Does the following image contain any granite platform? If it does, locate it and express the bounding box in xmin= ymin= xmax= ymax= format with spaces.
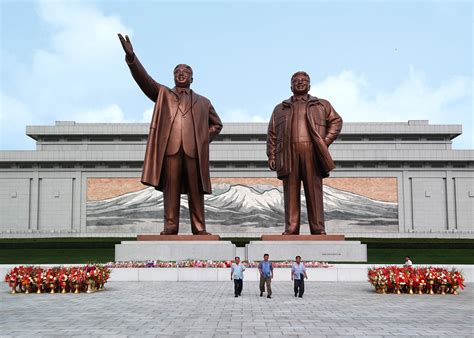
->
xmin=115 ymin=240 xmax=236 ymax=261
xmin=115 ymin=234 xmax=367 ymax=262
xmin=246 ymin=240 xmax=367 ymax=262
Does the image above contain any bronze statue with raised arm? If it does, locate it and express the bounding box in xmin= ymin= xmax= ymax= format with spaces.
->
xmin=118 ymin=34 xmax=223 ymax=235
xmin=267 ymin=71 xmax=343 ymax=235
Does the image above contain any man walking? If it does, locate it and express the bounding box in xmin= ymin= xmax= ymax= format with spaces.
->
xmin=258 ymin=253 xmax=273 ymax=298
xmin=230 ymin=257 xmax=245 ymax=297
xmin=291 ymin=255 xmax=308 ymax=298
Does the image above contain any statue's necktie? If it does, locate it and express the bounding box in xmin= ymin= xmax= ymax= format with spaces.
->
xmin=178 ymin=90 xmax=190 ymax=119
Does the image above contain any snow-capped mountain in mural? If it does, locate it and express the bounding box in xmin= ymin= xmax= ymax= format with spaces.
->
xmin=86 ymin=183 xmax=397 ymax=229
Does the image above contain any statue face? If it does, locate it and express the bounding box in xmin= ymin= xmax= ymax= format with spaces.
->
xmin=174 ymin=64 xmax=193 ymax=88
xmin=291 ymin=74 xmax=310 ymax=95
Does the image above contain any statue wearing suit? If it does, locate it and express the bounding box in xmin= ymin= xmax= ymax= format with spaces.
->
xmin=118 ymin=34 xmax=223 ymax=235
xmin=267 ymin=72 xmax=342 ymax=235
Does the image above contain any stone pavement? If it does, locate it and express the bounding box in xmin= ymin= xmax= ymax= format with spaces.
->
xmin=0 ymin=281 xmax=472 ymax=337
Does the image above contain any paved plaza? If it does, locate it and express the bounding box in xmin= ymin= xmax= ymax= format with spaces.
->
xmin=1 ymin=281 xmax=472 ymax=337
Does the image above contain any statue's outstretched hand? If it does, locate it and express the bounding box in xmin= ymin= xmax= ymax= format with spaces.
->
xmin=118 ymin=33 xmax=134 ymax=59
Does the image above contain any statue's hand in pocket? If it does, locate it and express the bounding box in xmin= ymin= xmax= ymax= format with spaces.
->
xmin=268 ymin=159 xmax=276 ymax=171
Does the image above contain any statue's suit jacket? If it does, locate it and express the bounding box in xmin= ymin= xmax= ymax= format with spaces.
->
xmin=126 ymin=56 xmax=223 ymax=194
xmin=267 ymin=95 xmax=342 ymax=178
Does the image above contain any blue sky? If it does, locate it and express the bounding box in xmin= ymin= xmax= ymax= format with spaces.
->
xmin=1 ymin=0 xmax=472 ymax=149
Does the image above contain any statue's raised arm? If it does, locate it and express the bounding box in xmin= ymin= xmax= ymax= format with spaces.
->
xmin=118 ymin=33 xmax=134 ymax=61
xmin=118 ymin=33 xmax=160 ymax=102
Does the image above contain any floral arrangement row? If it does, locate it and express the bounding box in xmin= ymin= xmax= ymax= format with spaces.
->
xmin=4 ymin=265 xmax=110 ymax=294
xmin=368 ymin=266 xmax=465 ymax=295
xmin=106 ymin=260 xmax=332 ymax=268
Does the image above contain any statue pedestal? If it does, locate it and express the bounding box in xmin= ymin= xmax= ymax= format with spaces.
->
xmin=137 ymin=234 xmax=221 ymax=241
xmin=115 ymin=237 xmax=235 ymax=261
xmin=261 ymin=234 xmax=345 ymax=241
xmin=115 ymin=234 xmax=366 ymax=262
xmin=246 ymin=236 xmax=367 ymax=262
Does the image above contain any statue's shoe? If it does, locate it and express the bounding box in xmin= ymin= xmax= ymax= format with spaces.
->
xmin=282 ymin=231 xmax=299 ymax=235
xmin=194 ymin=230 xmax=212 ymax=235
xmin=160 ymin=230 xmax=178 ymax=235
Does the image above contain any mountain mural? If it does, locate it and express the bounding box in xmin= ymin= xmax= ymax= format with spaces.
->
xmin=86 ymin=183 xmax=398 ymax=232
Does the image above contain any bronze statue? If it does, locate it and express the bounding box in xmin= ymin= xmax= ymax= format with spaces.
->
xmin=118 ymin=34 xmax=223 ymax=235
xmin=267 ymin=71 xmax=343 ymax=235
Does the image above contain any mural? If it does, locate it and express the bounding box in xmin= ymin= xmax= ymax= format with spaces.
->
xmin=86 ymin=177 xmax=398 ymax=233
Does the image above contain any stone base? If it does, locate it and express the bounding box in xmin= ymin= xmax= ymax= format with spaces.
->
xmin=261 ymin=234 xmax=345 ymax=241
xmin=137 ymin=234 xmax=221 ymax=241
xmin=115 ymin=241 xmax=235 ymax=261
xmin=246 ymin=240 xmax=367 ymax=262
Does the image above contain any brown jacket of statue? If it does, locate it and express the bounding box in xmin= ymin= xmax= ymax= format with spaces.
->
xmin=127 ymin=56 xmax=223 ymax=194
xmin=267 ymin=95 xmax=342 ymax=178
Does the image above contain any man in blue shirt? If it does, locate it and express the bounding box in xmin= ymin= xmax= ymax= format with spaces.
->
xmin=258 ymin=253 xmax=273 ymax=298
xmin=291 ymin=255 xmax=308 ymax=298
xmin=231 ymin=256 xmax=245 ymax=297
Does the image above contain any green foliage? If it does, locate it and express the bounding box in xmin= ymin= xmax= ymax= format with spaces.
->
xmin=0 ymin=248 xmax=114 ymax=264
xmin=0 ymin=237 xmax=134 ymax=249
xmin=367 ymin=248 xmax=474 ymax=264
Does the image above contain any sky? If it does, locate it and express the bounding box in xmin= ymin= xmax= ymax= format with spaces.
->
xmin=0 ymin=0 xmax=472 ymax=150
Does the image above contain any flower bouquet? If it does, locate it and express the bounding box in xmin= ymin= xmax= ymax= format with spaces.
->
xmin=17 ymin=266 xmax=34 ymax=293
xmin=368 ymin=266 xmax=465 ymax=295
xmin=5 ymin=266 xmax=20 ymax=294
xmin=58 ymin=267 xmax=69 ymax=294
xmin=32 ymin=267 xmax=45 ymax=294
xmin=69 ymin=267 xmax=84 ymax=293
xmin=450 ymin=270 xmax=465 ymax=295
xmin=4 ymin=265 xmax=110 ymax=295
xmin=84 ymin=265 xmax=99 ymax=293
xmin=45 ymin=267 xmax=59 ymax=294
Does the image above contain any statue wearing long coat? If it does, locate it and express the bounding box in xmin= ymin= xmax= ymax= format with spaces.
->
xmin=126 ymin=56 xmax=223 ymax=194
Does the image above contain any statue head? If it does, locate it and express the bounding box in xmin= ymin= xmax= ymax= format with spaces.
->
xmin=174 ymin=64 xmax=193 ymax=88
xmin=291 ymin=71 xmax=311 ymax=96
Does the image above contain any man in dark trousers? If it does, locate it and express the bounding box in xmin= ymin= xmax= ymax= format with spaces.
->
xmin=230 ymin=256 xmax=245 ymax=297
xmin=267 ymin=71 xmax=343 ymax=235
xmin=118 ymin=34 xmax=222 ymax=235
xmin=291 ymin=255 xmax=308 ymax=298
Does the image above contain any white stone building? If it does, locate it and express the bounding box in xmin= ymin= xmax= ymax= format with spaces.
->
xmin=0 ymin=120 xmax=472 ymax=237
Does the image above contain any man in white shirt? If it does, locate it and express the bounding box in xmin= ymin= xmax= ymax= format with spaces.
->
xmin=231 ymin=256 xmax=246 ymax=297
xmin=291 ymin=255 xmax=308 ymax=298
xmin=404 ymin=256 xmax=413 ymax=267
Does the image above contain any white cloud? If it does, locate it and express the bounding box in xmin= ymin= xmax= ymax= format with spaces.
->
xmin=1 ymin=1 xmax=134 ymax=149
xmin=222 ymin=108 xmax=268 ymax=123
xmin=310 ymin=67 xmax=471 ymax=123
xmin=0 ymin=94 xmax=38 ymax=149
xmin=309 ymin=67 xmax=472 ymax=148
xmin=19 ymin=1 xmax=132 ymax=103
xmin=141 ymin=107 xmax=154 ymax=123
xmin=38 ymin=1 xmax=127 ymax=64
xmin=71 ymin=104 xmax=129 ymax=123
